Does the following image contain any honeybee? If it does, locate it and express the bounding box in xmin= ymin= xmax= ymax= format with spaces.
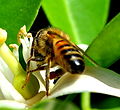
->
xmin=25 ymin=27 xmax=97 ymax=95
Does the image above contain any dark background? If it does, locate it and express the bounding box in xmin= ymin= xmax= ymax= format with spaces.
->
xmin=30 ymin=0 xmax=120 ymax=109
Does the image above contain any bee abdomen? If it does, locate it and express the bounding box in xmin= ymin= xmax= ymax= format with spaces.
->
xmin=68 ymin=58 xmax=85 ymax=73
xmin=64 ymin=53 xmax=85 ymax=74
xmin=55 ymin=40 xmax=85 ymax=74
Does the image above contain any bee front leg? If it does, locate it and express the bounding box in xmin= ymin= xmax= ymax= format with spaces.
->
xmin=45 ymin=58 xmax=51 ymax=96
xmin=22 ymin=57 xmax=45 ymax=89
xmin=22 ymin=44 xmax=35 ymax=88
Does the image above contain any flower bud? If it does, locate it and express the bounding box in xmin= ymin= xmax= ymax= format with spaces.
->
xmin=0 ymin=28 xmax=7 ymax=46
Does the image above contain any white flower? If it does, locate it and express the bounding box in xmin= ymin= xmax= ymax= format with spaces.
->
xmin=0 ymin=26 xmax=120 ymax=109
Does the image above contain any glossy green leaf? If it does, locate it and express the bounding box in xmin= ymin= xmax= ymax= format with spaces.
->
xmin=0 ymin=0 xmax=41 ymax=44
xmin=86 ymin=13 xmax=120 ymax=67
xmin=92 ymin=108 xmax=120 ymax=110
xmin=98 ymin=97 xmax=120 ymax=109
xmin=31 ymin=99 xmax=79 ymax=110
xmin=0 ymin=108 xmax=22 ymax=110
xmin=42 ymin=0 xmax=110 ymax=44
xmin=18 ymin=44 xmax=26 ymax=70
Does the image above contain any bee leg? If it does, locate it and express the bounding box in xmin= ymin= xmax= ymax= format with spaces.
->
xmin=50 ymin=67 xmax=66 ymax=84
xmin=23 ymin=57 xmax=51 ymax=96
xmin=22 ymin=58 xmax=44 ymax=88
xmin=26 ymin=65 xmax=46 ymax=73
xmin=45 ymin=58 xmax=51 ymax=96
xmin=50 ymin=67 xmax=65 ymax=80
xmin=22 ymin=43 xmax=35 ymax=88
xmin=22 ymin=59 xmax=31 ymax=89
xmin=22 ymin=37 xmax=45 ymax=88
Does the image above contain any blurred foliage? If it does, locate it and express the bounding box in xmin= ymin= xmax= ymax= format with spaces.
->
xmin=86 ymin=13 xmax=120 ymax=67
xmin=42 ymin=0 xmax=110 ymax=44
xmin=31 ymin=99 xmax=79 ymax=110
xmin=0 ymin=0 xmax=41 ymax=44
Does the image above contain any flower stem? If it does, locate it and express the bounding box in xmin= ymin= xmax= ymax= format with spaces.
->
xmin=81 ymin=92 xmax=91 ymax=110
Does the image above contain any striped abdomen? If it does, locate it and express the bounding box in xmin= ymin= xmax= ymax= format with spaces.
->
xmin=54 ymin=39 xmax=85 ymax=74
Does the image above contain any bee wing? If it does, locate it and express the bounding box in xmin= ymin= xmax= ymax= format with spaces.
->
xmin=75 ymin=44 xmax=99 ymax=66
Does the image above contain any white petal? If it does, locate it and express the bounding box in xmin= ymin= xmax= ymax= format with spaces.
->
xmin=0 ymin=71 xmax=25 ymax=102
xmin=78 ymin=44 xmax=88 ymax=51
xmin=0 ymin=100 xmax=26 ymax=109
xmin=49 ymin=66 xmax=120 ymax=98
xmin=21 ymin=35 xmax=33 ymax=62
xmin=29 ymin=36 xmax=33 ymax=46
xmin=20 ymin=39 xmax=30 ymax=62
xmin=0 ymin=89 xmax=5 ymax=99
xmin=0 ymin=57 xmax=13 ymax=83
xmin=9 ymin=44 xmax=19 ymax=60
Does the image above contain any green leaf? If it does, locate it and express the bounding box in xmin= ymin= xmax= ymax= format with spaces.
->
xmin=98 ymin=97 xmax=120 ymax=109
xmin=18 ymin=44 xmax=26 ymax=71
xmin=0 ymin=0 xmax=41 ymax=44
xmin=31 ymin=99 xmax=79 ymax=110
xmin=0 ymin=108 xmax=22 ymax=110
xmin=92 ymin=107 xmax=120 ymax=110
xmin=86 ymin=13 xmax=120 ymax=67
xmin=42 ymin=0 xmax=110 ymax=44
